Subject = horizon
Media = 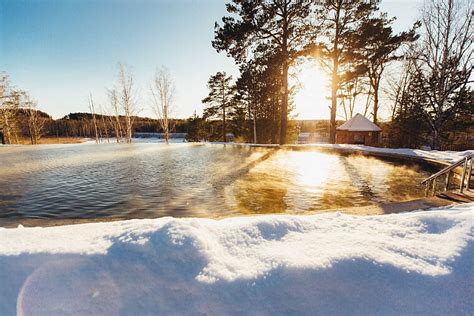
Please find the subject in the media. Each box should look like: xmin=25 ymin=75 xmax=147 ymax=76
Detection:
xmin=1 ymin=0 xmax=423 ymax=120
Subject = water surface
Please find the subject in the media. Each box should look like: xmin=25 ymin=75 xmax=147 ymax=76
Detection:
xmin=0 ymin=143 xmax=431 ymax=222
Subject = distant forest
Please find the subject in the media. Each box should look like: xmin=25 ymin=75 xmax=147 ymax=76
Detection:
xmin=0 ymin=108 xmax=336 ymax=144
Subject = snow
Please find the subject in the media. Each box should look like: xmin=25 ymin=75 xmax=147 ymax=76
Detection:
xmin=285 ymin=143 xmax=474 ymax=164
xmin=82 ymin=137 xmax=188 ymax=144
xmin=1 ymin=203 xmax=473 ymax=315
xmin=337 ymin=113 xmax=382 ymax=131
xmin=205 ymin=141 xmax=472 ymax=165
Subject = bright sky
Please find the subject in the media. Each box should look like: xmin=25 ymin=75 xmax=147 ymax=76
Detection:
xmin=0 ymin=0 xmax=424 ymax=120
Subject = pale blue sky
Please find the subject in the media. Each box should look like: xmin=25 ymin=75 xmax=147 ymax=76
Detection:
xmin=0 ymin=0 xmax=424 ymax=119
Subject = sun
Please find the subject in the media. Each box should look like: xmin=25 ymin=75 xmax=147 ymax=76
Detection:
xmin=292 ymin=62 xmax=330 ymax=120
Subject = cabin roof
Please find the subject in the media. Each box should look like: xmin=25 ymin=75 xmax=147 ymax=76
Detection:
xmin=337 ymin=113 xmax=381 ymax=132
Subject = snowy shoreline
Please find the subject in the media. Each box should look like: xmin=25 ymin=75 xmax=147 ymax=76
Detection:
xmin=1 ymin=203 xmax=473 ymax=314
xmin=214 ymin=142 xmax=473 ymax=165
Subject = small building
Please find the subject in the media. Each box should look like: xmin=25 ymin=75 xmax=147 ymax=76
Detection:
xmin=336 ymin=113 xmax=381 ymax=146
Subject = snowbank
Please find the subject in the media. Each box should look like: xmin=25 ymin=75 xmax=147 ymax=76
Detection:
xmin=286 ymin=144 xmax=474 ymax=164
xmin=210 ymin=142 xmax=473 ymax=164
xmin=1 ymin=204 xmax=473 ymax=315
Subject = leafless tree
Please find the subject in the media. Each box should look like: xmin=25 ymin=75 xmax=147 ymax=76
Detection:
xmin=384 ymin=51 xmax=418 ymax=119
xmin=151 ymin=67 xmax=175 ymax=144
xmin=117 ymin=64 xmax=139 ymax=143
xmin=23 ymin=93 xmax=46 ymax=145
xmin=107 ymin=88 xmax=123 ymax=143
xmin=415 ymin=0 xmax=473 ymax=148
xmin=88 ymin=93 xmax=99 ymax=143
xmin=0 ymin=74 xmax=20 ymax=144
xmin=98 ymin=104 xmax=110 ymax=143
xmin=339 ymin=76 xmax=366 ymax=120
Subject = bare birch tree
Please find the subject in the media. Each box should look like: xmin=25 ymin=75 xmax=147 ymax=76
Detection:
xmin=98 ymin=104 xmax=110 ymax=143
xmin=117 ymin=64 xmax=139 ymax=143
xmin=151 ymin=67 xmax=175 ymax=144
xmin=107 ymin=88 xmax=123 ymax=143
xmin=0 ymin=74 xmax=20 ymax=144
xmin=23 ymin=93 xmax=46 ymax=145
xmin=88 ymin=93 xmax=99 ymax=143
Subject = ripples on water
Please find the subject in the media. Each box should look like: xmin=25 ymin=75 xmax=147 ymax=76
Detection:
xmin=0 ymin=143 xmax=431 ymax=221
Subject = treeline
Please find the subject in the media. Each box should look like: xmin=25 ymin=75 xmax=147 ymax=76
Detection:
xmin=47 ymin=113 xmax=188 ymax=139
xmin=199 ymin=0 xmax=472 ymax=149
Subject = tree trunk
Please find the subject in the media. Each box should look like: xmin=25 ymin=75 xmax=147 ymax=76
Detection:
xmin=432 ymin=127 xmax=438 ymax=150
xmin=164 ymin=104 xmax=169 ymax=144
xmin=279 ymin=61 xmax=289 ymax=145
xmin=223 ymin=105 xmax=227 ymax=142
xmin=253 ymin=108 xmax=257 ymax=144
xmin=279 ymin=3 xmax=289 ymax=145
xmin=125 ymin=116 xmax=132 ymax=143
xmin=329 ymin=9 xmax=340 ymax=144
xmin=329 ymin=63 xmax=338 ymax=144
xmin=373 ymin=87 xmax=379 ymax=125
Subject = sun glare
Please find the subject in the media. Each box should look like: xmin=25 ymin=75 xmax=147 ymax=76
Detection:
xmin=293 ymin=62 xmax=330 ymax=120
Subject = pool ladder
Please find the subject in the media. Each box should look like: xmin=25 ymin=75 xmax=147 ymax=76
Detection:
xmin=421 ymin=155 xmax=473 ymax=196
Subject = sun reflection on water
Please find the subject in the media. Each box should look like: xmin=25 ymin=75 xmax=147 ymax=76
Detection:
xmin=0 ymin=144 xmax=431 ymax=221
xmin=231 ymin=150 xmax=430 ymax=215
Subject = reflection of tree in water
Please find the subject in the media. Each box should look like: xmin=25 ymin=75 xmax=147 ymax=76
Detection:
xmin=210 ymin=150 xmax=276 ymax=189
xmin=148 ymin=146 xmax=278 ymax=217
xmin=337 ymin=155 xmax=382 ymax=204
xmin=234 ymin=171 xmax=288 ymax=214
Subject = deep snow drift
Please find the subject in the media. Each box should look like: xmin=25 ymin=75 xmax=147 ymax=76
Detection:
xmin=1 ymin=203 xmax=473 ymax=315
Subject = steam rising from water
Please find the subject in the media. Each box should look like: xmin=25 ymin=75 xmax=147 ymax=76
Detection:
xmin=0 ymin=144 xmax=431 ymax=222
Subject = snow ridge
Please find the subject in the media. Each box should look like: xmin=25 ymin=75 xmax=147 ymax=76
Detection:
xmin=1 ymin=204 xmax=473 ymax=315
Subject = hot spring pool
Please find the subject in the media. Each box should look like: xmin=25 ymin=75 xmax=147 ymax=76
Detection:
xmin=0 ymin=143 xmax=433 ymax=223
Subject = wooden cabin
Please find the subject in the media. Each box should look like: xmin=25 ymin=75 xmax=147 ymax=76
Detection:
xmin=336 ymin=113 xmax=381 ymax=146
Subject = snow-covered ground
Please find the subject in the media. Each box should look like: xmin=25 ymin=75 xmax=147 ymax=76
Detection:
xmin=210 ymin=142 xmax=473 ymax=164
xmin=288 ymin=144 xmax=473 ymax=164
xmin=82 ymin=137 xmax=188 ymax=144
xmin=1 ymin=203 xmax=473 ymax=315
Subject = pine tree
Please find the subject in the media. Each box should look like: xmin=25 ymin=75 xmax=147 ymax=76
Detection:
xmin=202 ymin=72 xmax=235 ymax=142
xmin=213 ymin=0 xmax=315 ymax=144
xmin=352 ymin=14 xmax=419 ymax=124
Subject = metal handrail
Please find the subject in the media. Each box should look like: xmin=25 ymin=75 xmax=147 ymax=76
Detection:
xmin=421 ymin=156 xmax=471 ymax=185
xmin=421 ymin=155 xmax=473 ymax=196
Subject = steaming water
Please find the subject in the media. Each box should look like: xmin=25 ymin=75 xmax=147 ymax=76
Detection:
xmin=0 ymin=143 xmax=431 ymax=222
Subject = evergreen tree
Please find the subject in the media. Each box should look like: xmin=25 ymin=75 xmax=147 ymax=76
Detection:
xmin=186 ymin=113 xmax=207 ymax=142
xmin=235 ymin=54 xmax=286 ymax=144
xmin=352 ymin=14 xmax=419 ymax=124
xmin=202 ymin=72 xmax=235 ymax=142
xmin=213 ymin=0 xmax=316 ymax=144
